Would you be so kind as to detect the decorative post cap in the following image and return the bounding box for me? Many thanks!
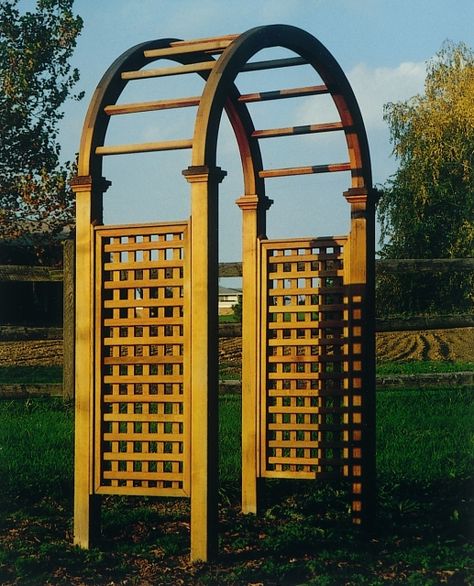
[70,175,111,194]
[182,165,227,184]
[235,194,273,211]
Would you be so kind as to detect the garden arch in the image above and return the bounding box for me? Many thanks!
[72,24,375,562]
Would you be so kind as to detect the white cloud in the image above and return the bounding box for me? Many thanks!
[294,60,425,131]
[348,61,425,129]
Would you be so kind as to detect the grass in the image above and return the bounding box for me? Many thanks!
[0,361,472,386]
[0,365,62,384]
[0,388,473,584]
[218,314,239,323]
[376,360,474,375]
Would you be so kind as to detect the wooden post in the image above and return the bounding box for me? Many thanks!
[62,239,75,401]
[236,193,271,514]
[183,165,226,562]
[343,187,375,527]
[71,175,107,548]
[236,194,259,514]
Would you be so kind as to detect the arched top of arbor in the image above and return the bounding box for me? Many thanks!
[76,24,372,200]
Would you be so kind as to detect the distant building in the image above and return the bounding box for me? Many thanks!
[218,286,242,315]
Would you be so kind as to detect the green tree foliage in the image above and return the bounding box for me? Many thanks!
[0,0,83,259]
[377,41,474,314]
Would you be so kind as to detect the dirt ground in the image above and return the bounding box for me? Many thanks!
[220,328,474,366]
[0,339,64,367]
[0,328,472,368]
[376,327,474,362]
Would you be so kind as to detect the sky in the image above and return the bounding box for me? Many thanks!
[49,0,473,261]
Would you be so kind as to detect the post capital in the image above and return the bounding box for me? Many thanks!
[182,165,227,184]
[343,187,368,206]
[70,175,111,194]
[235,194,259,211]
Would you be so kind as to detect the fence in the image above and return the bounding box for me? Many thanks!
[0,250,473,398]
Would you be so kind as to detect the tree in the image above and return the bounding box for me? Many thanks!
[377,41,474,314]
[0,0,83,262]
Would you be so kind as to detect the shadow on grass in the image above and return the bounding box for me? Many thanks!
[0,477,472,585]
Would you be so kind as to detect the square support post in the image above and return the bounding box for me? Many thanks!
[183,165,226,562]
[71,175,108,548]
[343,187,376,528]
[236,193,272,515]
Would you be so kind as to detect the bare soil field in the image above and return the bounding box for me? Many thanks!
[0,328,472,368]
[376,327,474,362]
[220,327,474,368]
[0,340,63,367]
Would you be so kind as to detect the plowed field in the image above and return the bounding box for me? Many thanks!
[376,327,474,362]
[218,327,474,369]
[0,328,472,368]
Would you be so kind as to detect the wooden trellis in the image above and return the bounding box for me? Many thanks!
[94,223,190,496]
[72,25,375,562]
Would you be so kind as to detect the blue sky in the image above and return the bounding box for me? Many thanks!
[51,0,473,259]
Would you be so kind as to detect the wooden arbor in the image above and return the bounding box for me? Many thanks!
[72,25,375,562]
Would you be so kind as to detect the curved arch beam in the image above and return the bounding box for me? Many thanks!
[77,38,176,179]
[77,39,265,199]
[193,24,372,194]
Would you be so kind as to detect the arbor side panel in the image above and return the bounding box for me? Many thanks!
[259,237,349,479]
[94,223,190,497]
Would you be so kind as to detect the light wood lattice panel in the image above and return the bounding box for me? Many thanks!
[259,237,349,479]
[94,222,190,496]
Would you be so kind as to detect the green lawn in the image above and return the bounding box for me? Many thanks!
[0,360,472,385]
[0,365,62,384]
[0,388,472,584]
[376,360,474,375]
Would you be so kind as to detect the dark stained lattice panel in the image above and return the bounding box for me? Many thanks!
[94,223,190,496]
[259,237,350,479]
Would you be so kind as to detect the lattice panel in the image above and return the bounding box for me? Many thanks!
[94,222,190,496]
[259,237,348,479]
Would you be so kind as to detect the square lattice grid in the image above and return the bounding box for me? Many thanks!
[260,237,348,479]
[94,222,190,496]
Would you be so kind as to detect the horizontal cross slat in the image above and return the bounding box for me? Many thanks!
[263,470,316,480]
[144,38,236,58]
[103,413,184,422]
[104,336,183,346]
[104,432,186,441]
[105,96,201,115]
[259,162,351,178]
[103,471,183,481]
[243,56,306,72]
[239,84,329,103]
[103,353,182,363]
[103,317,184,327]
[169,34,239,47]
[104,240,184,252]
[104,453,185,461]
[96,139,193,156]
[121,60,215,80]
[104,375,183,384]
[252,122,344,139]
[103,395,184,403]
[96,486,185,497]
[104,298,182,309]
[267,305,336,313]
[103,279,183,289]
